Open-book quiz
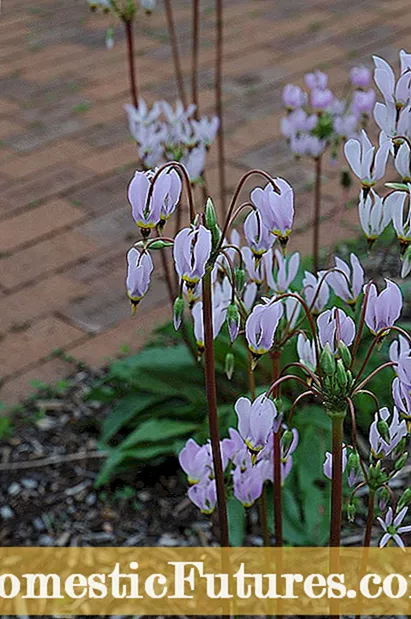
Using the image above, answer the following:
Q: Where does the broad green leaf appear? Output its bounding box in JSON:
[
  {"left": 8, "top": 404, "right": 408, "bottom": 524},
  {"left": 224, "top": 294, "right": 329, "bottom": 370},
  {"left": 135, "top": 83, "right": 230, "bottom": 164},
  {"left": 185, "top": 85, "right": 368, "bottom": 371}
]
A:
[
  {"left": 101, "top": 393, "right": 168, "bottom": 443},
  {"left": 227, "top": 496, "right": 246, "bottom": 546},
  {"left": 119, "top": 419, "right": 198, "bottom": 450}
]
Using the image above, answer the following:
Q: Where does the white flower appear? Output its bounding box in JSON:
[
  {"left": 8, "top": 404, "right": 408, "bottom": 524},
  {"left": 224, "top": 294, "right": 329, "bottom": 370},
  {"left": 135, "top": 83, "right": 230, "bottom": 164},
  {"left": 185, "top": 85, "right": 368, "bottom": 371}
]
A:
[
  {"left": 344, "top": 129, "right": 390, "bottom": 188},
  {"left": 358, "top": 189, "right": 391, "bottom": 241},
  {"left": 385, "top": 188, "right": 411, "bottom": 243},
  {"left": 302, "top": 271, "right": 329, "bottom": 313}
]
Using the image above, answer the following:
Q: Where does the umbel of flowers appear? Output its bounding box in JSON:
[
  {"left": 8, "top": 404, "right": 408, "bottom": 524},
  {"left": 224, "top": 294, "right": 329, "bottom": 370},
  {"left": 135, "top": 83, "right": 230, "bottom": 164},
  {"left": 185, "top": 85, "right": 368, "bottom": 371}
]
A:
[
  {"left": 280, "top": 65, "right": 376, "bottom": 272},
  {"left": 125, "top": 99, "right": 219, "bottom": 183},
  {"left": 125, "top": 154, "right": 411, "bottom": 550},
  {"left": 344, "top": 50, "right": 411, "bottom": 278}
]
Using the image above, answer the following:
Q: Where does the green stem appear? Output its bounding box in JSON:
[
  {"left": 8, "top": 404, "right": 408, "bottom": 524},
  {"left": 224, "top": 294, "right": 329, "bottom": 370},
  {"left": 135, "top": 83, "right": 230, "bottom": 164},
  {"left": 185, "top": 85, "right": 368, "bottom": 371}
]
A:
[{"left": 202, "top": 269, "right": 229, "bottom": 547}]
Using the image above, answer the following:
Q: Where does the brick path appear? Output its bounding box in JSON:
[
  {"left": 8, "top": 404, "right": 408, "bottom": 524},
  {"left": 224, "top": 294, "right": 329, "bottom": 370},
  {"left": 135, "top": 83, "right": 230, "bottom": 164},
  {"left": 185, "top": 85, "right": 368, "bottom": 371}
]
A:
[{"left": 0, "top": 0, "right": 409, "bottom": 406}]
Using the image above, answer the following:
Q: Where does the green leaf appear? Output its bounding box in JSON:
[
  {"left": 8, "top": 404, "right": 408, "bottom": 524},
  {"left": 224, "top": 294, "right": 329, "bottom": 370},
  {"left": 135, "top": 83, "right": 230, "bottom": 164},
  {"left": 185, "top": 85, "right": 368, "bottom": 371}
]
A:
[
  {"left": 119, "top": 419, "right": 198, "bottom": 450},
  {"left": 101, "top": 393, "right": 168, "bottom": 443},
  {"left": 95, "top": 450, "right": 128, "bottom": 487},
  {"left": 227, "top": 496, "right": 246, "bottom": 546}
]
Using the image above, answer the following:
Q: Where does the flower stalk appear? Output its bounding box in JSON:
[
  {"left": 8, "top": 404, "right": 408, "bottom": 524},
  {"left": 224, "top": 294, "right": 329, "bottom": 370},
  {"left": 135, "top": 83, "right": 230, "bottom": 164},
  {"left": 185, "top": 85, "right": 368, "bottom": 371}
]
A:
[
  {"left": 330, "top": 413, "right": 345, "bottom": 547},
  {"left": 313, "top": 155, "right": 322, "bottom": 272},
  {"left": 164, "top": 0, "right": 187, "bottom": 106},
  {"left": 124, "top": 18, "right": 138, "bottom": 108},
  {"left": 271, "top": 350, "right": 283, "bottom": 547},
  {"left": 202, "top": 268, "right": 229, "bottom": 546}
]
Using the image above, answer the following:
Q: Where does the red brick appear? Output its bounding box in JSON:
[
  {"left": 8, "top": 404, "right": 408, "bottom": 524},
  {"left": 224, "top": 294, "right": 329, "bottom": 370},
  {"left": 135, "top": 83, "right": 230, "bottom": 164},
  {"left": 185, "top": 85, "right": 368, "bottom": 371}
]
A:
[
  {"left": 0, "top": 230, "right": 99, "bottom": 289},
  {"left": 0, "top": 316, "right": 85, "bottom": 379},
  {"left": 0, "top": 275, "right": 89, "bottom": 334},
  {"left": 0, "top": 199, "right": 86, "bottom": 253},
  {"left": 0, "top": 358, "right": 75, "bottom": 407},
  {"left": 81, "top": 142, "right": 138, "bottom": 174},
  {"left": 0, "top": 140, "right": 92, "bottom": 179},
  {"left": 68, "top": 304, "right": 170, "bottom": 367}
]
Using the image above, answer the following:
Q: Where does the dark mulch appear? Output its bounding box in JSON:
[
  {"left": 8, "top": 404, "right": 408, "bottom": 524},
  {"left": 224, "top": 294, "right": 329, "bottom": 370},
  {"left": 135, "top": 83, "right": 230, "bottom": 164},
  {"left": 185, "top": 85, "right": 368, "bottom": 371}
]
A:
[{"left": 0, "top": 369, "right": 218, "bottom": 549}]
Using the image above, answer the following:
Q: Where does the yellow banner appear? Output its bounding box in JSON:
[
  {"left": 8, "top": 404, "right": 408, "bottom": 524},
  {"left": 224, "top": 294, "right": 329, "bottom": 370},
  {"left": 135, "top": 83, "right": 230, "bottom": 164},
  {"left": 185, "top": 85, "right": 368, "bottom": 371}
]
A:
[{"left": 0, "top": 547, "right": 411, "bottom": 615}]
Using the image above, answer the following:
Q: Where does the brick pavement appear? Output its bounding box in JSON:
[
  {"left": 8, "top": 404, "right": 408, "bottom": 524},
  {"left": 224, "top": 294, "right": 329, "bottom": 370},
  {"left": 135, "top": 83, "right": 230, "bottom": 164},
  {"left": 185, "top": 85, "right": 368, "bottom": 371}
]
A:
[{"left": 0, "top": 0, "right": 408, "bottom": 406}]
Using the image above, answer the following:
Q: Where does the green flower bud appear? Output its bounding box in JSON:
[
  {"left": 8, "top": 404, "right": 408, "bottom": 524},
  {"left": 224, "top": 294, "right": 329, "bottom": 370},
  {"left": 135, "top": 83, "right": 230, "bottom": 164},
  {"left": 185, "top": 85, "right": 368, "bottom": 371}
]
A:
[
  {"left": 147, "top": 240, "right": 174, "bottom": 250},
  {"left": 377, "top": 419, "right": 390, "bottom": 443},
  {"left": 320, "top": 343, "right": 336, "bottom": 376},
  {"left": 173, "top": 296, "right": 184, "bottom": 331},
  {"left": 338, "top": 341, "right": 352, "bottom": 368},
  {"left": 336, "top": 359, "right": 348, "bottom": 389},
  {"left": 281, "top": 430, "right": 294, "bottom": 455},
  {"left": 398, "top": 487, "right": 411, "bottom": 510},
  {"left": 226, "top": 303, "right": 240, "bottom": 343},
  {"left": 224, "top": 352, "right": 235, "bottom": 380},
  {"left": 235, "top": 267, "right": 246, "bottom": 293},
  {"left": 205, "top": 198, "right": 221, "bottom": 249},
  {"left": 395, "top": 452, "right": 408, "bottom": 472},
  {"left": 205, "top": 198, "right": 217, "bottom": 229},
  {"left": 347, "top": 451, "right": 360, "bottom": 474}
]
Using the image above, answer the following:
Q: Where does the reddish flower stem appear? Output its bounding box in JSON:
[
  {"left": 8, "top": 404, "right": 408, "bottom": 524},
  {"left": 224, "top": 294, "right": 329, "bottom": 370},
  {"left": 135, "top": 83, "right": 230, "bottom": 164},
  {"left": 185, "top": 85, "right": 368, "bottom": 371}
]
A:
[
  {"left": 215, "top": 0, "right": 226, "bottom": 214},
  {"left": 164, "top": 0, "right": 187, "bottom": 106},
  {"left": 192, "top": 0, "right": 200, "bottom": 118},
  {"left": 202, "top": 269, "right": 229, "bottom": 547},
  {"left": 270, "top": 350, "right": 283, "bottom": 548},
  {"left": 124, "top": 19, "right": 138, "bottom": 108},
  {"left": 313, "top": 155, "right": 322, "bottom": 272}
]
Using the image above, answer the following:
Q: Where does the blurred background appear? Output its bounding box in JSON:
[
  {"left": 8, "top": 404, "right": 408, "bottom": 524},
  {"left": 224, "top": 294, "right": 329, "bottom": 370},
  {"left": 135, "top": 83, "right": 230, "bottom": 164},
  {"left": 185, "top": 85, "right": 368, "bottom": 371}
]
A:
[{"left": 1, "top": 0, "right": 405, "bottom": 407}]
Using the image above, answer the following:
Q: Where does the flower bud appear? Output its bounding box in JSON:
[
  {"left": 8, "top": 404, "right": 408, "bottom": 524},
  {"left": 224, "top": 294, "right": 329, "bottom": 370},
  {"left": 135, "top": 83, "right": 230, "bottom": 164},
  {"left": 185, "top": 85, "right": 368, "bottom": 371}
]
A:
[
  {"left": 226, "top": 303, "right": 240, "bottom": 343},
  {"left": 235, "top": 267, "right": 246, "bottom": 293},
  {"left": 378, "top": 486, "right": 390, "bottom": 510},
  {"left": 320, "top": 343, "right": 336, "bottom": 376},
  {"left": 281, "top": 430, "right": 294, "bottom": 456},
  {"left": 205, "top": 198, "right": 220, "bottom": 249},
  {"left": 173, "top": 296, "right": 185, "bottom": 331},
  {"left": 205, "top": 198, "right": 217, "bottom": 229},
  {"left": 225, "top": 352, "right": 235, "bottom": 380},
  {"left": 336, "top": 359, "right": 348, "bottom": 389},
  {"left": 347, "top": 502, "right": 356, "bottom": 523},
  {"left": 145, "top": 240, "right": 174, "bottom": 250},
  {"left": 347, "top": 451, "right": 360, "bottom": 474},
  {"left": 377, "top": 419, "right": 390, "bottom": 443},
  {"left": 338, "top": 341, "right": 352, "bottom": 368},
  {"left": 394, "top": 451, "right": 408, "bottom": 471}
]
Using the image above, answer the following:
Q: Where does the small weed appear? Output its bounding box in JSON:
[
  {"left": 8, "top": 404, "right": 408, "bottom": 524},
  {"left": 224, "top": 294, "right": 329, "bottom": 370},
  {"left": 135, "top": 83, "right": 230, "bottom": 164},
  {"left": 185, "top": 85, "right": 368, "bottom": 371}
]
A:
[{"left": 72, "top": 102, "right": 91, "bottom": 114}]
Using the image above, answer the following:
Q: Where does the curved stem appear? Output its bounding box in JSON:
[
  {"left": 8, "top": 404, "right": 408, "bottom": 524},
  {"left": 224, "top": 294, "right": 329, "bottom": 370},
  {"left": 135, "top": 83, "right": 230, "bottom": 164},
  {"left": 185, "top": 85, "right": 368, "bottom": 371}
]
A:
[
  {"left": 215, "top": 0, "right": 226, "bottom": 214},
  {"left": 353, "top": 362, "right": 396, "bottom": 393},
  {"left": 202, "top": 269, "right": 229, "bottom": 546},
  {"left": 330, "top": 415, "right": 344, "bottom": 547},
  {"left": 218, "top": 170, "right": 279, "bottom": 250},
  {"left": 353, "top": 335, "right": 381, "bottom": 388},
  {"left": 267, "top": 374, "right": 314, "bottom": 399},
  {"left": 313, "top": 156, "right": 322, "bottom": 272},
  {"left": 351, "top": 281, "right": 373, "bottom": 362},
  {"left": 164, "top": 0, "right": 187, "bottom": 106},
  {"left": 124, "top": 18, "right": 138, "bottom": 108},
  {"left": 288, "top": 390, "right": 315, "bottom": 427},
  {"left": 346, "top": 396, "right": 357, "bottom": 451},
  {"left": 145, "top": 161, "right": 196, "bottom": 223}
]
